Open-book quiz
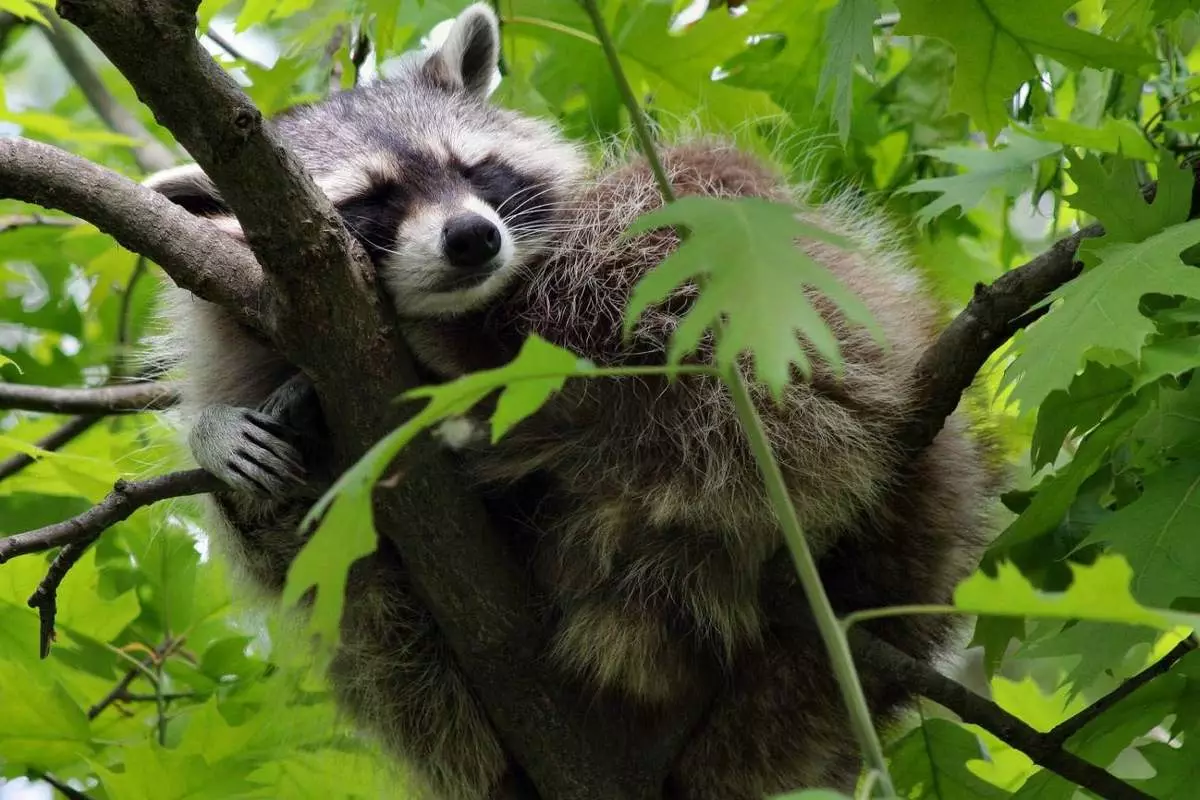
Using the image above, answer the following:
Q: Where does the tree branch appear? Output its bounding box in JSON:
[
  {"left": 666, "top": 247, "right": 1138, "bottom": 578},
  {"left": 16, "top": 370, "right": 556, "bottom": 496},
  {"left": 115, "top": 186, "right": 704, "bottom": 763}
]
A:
[
  {"left": 42, "top": 9, "right": 178, "bottom": 172},
  {"left": 0, "top": 469, "right": 224, "bottom": 564},
  {"left": 897, "top": 224, "right": 1099, "bottom": 455},
  {"left": 0, "top": 137, "right": 265, "bottom": 331},
  {"left": 204, "top": 27, "right": 249, "bottom": 63},
  {"left": 850, "top": 631, "right": 1157, "bottom": 800},
  {"left": 0, "top": 381, "right": 178, "bottom": 414}
]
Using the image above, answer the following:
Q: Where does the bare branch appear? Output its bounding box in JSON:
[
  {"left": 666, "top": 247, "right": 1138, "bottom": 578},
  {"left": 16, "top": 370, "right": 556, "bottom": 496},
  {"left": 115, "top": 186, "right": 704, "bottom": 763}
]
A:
[
  {"left": 29, "top": 772, "right": 94, "bottom": 800},
  {"left": 0, "top": 213, "right": 79, "bottom": 233},
  {"left": 0, "top": 137, "right": 265, "bottom": 330},
  {"left": 29, "top": 539, "right": 94, "bottom": 658},
  {"left": 42, "top": 10, "right": 178, "bottom": 172},
  {"left": 0, "top": 381, "right": 178, "bottom": 414},
  {"left": 0, "top": 415, "right": 102, "bottom": 482},
  {"left": 897, "top": 224, "right": 1100, "bottom": 455},
  {"left": 0, "top": 469, "right": 224, "bottom": 564},
  {"left": 850, "top": 631, "right": 1156, "bottom": 800},
  {"left": 204, "top": 27, "right": 249, "bottom": 63},
  {"left": 88, "top": 636, "right": 182, "bottom": 719}
]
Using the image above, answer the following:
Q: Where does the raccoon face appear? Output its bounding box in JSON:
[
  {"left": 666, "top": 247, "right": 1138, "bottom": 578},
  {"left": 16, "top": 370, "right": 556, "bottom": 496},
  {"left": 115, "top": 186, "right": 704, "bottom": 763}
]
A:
[{"left": 145, "top": 3, "right": 586, "bottom": 319}]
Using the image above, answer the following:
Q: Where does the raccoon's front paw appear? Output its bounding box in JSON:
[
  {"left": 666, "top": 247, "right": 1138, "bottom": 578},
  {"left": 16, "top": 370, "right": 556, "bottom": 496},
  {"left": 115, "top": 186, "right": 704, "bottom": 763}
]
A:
[{"left": 189, "top": 405, "right": 306, "bottom": 497}]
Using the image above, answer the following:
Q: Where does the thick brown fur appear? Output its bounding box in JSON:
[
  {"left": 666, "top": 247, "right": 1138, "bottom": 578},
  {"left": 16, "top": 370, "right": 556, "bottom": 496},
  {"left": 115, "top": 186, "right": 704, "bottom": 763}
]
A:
[
  {"left": 147, "top": 8, "right": 996, "bottom": 794},
  {"left": 408, "top": 143, "right": 995, "bottom": 797}
]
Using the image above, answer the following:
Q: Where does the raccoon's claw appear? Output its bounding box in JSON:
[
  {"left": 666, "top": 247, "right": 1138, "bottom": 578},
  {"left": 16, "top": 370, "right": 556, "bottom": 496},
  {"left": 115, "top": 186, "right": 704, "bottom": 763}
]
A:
[{"left": 189, "top": 405, "right": 307, "bottom": 498}]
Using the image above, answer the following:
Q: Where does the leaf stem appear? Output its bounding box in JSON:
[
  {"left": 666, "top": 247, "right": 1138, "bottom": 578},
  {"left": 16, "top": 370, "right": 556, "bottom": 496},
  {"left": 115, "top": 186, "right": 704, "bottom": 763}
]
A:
[
  {"left": 579, "top": 0, "right": 896, "bottom": 792},
  {"left": 841, "top": 604, "right": 962, "bottom": 630},
  {"left": 723, "top": 367, "right": 895, "bottom": 796},
  {"left": 578, "top": 0, "right": 674, "bottom": 202},
  {"left": 502, "top": 15, "right": 601, "bottom": 47}
]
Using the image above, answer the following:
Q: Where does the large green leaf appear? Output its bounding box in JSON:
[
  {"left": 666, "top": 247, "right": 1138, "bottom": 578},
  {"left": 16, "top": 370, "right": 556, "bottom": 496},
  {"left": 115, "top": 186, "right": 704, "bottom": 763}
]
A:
[
  {"left": 895, "top": 0, "right": 1154, "bottom": 139},
  {"left": 625, "top": 196, "right": 880, "bottom": 397}
]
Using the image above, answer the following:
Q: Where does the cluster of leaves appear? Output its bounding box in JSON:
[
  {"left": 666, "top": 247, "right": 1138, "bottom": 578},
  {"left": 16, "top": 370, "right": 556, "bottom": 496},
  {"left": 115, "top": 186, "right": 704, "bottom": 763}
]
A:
[{"left": 8, "top": 0, "right": 1200, "bottom": 797}]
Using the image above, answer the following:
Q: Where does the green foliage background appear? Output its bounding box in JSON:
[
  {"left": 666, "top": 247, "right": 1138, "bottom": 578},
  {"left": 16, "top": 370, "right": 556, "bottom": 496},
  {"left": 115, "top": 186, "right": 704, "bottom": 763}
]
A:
[{"left": 5, "top": 0, "right": 1200, "bottom": 797}]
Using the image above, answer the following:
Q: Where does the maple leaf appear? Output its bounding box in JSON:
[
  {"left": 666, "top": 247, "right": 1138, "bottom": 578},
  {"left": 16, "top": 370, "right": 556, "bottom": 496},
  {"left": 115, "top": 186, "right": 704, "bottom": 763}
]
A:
[
  {"left": 1003, "top": 219, "right": 1200, "bottom": 412},
  {"left": 955, "top": 555, "right": 1200, "bottom": 632},
  {"left": 895, "top": 0, "right": 1154, "bottom": 140},
  {"left": 898, "top": 131, "right": 1061, "bottom": 223},
  {"left": 1065, "top": 149, "right": 1193, "bottom": 245},
  {"left": 1082, "top": 460, "right": 1200, "bottom": 609},
  {"left": 625, "top": 196, "right": 881, "bottom": 398},
  {"left": 817, "top": 0, "right": 879, "bottom": 140}
]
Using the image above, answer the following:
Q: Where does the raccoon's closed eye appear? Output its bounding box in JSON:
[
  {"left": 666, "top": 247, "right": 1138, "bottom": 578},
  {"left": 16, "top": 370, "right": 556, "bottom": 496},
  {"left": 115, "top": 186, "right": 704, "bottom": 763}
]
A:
[
  {"left": 461, "top": 158, "right": 542, "bottom": 219},
  {"left": 336, "top": 183, "right": 403, "bottom": 259}
]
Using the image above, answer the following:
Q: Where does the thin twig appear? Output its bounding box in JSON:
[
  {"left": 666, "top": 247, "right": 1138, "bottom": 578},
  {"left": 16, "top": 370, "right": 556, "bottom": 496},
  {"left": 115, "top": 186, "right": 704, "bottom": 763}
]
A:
[
  {"left": 0, "top": 415, "right": 102, "bottom": 482},
  {"left": 113, "top": 255, "right": 148, "bottom": 376},
  {"left": 0, "top": 469, "right": 226, "bottom": 564},
  {"left": 41, "top": 10, "right": 177, "bottom": 172},
  {"left": 204, "top": 27, "right": 249, "bottom": 63},
  {"left": 29, "top": 540, "right": 96, "bottom": 658},
  {"left": 29, "top": 771, "right": 94, "bottom": 800},
  {"left": 850, "top": 631, "right": 1156, "bottom": 800},
  {"left": 0, "top": 380, "right": 178, "bottom": 414},
  {"left": 1047, "top": 636, "right": 1198, "bottom": 747},
  {"left": 0, "top": 213, "right": 79, "bottom": 233},
  {"left": 88, "top": 636, "right": 182, "bottom": 719}
]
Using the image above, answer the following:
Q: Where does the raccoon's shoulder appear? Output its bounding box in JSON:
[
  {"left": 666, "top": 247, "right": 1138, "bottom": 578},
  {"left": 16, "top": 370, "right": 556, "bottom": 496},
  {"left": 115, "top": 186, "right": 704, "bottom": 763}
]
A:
[{"left": 508, "top": 140, "right": 938, "bottom": 365}]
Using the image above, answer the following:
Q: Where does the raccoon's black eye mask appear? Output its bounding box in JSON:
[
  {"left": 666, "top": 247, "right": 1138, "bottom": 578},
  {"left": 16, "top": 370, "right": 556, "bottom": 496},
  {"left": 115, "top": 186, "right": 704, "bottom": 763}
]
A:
[{"left": 335, "top": 183, "right": 406, "bottom": 260}]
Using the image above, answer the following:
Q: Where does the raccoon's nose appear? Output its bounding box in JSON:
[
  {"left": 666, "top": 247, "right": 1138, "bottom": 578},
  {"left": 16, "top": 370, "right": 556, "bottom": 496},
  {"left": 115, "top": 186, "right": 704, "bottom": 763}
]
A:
[{"left": 442, "top": 214, "right": 502, "bottom": 269}]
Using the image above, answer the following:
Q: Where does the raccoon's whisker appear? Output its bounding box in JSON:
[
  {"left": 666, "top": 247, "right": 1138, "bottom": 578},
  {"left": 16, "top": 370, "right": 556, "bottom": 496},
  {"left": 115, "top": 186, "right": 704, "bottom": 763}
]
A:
[{"left": 496, "top": 183, "right": 556, "bottom": 215}]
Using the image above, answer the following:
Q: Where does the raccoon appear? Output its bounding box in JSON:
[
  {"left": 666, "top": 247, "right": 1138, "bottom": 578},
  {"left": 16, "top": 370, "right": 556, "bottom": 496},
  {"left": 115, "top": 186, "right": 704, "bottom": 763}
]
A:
[{"left": 144, "top": 4, "right": 996, "bottom": 798}]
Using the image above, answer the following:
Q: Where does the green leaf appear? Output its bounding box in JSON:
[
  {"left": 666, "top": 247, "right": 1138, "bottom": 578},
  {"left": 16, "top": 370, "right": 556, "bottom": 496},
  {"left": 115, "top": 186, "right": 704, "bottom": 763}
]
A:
[
  {"left": 888, "top": 718, "right": 1009, "bottom": 799},
  {"left": 286, "top": 336, "right": 592, "bottom": 644},
  {"left": 955, "top": 555, "right": 1200, "bottom": 631},
  {"left": 488, "top": 337, "right": 582, "bottom": 442},
  {"left": 1003, "top": 219, "right": 1200, "bottom": 412},
  {"left": 0, "top": 661, "right": 93, "bottom": 770},
  {"left": 1030, "top": 363, "right": 1131, "bottom": 470},
  {"left": 0, "top": 0, "right": 50, "bottom": 25},
  {"left": 624, "top": 196, "right": 880, "bottom": 397},
  {"left": 989, "top": 394, "right": 1147, "bottom": 556},
  {"left": 1082, "top": 460, "right": 1200, "bottom": 609},
  {"left": 894, "top": 0, "right": 1154, "bottom": 140},
  {"left": 898, "top": 133, "right": 1062, "bottom": 223},
  {"left": 1134, "top": 739, "right": 1200, "bottom": 798},
  {"left": 1064, "top": 150, "right": 1191, "bottom": 245},
  {"left": 1030, "top": 116, "right": 1157, "bottom": 161},
  {"left": 818, "top": 0, "right": 879, "bottom": 140}
]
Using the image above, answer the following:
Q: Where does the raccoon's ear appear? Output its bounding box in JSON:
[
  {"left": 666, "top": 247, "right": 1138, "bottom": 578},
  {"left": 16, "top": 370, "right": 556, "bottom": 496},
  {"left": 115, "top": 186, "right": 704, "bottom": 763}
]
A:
[
  {"left": 422, "top": 3, "right": 500, "bottom": 98},
  {"left": 143, "top": 164, "right": 245, "bottom": 241},
  {"left": 143, "top": 164, "right": 230, "bottom": 217}
]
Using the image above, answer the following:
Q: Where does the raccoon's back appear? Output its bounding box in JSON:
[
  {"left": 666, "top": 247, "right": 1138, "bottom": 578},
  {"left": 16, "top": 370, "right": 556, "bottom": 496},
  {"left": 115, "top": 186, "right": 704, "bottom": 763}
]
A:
[{"left": 477, "top": 142, "right": 946, "bottom": 545}]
